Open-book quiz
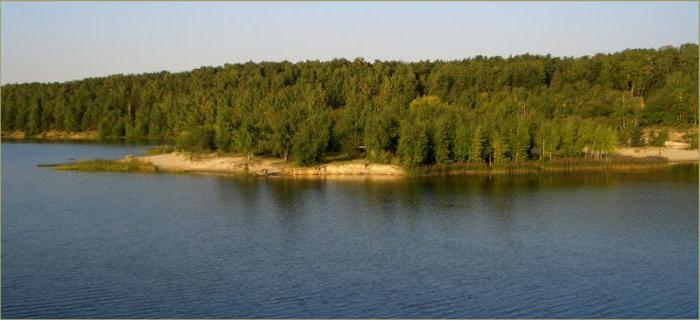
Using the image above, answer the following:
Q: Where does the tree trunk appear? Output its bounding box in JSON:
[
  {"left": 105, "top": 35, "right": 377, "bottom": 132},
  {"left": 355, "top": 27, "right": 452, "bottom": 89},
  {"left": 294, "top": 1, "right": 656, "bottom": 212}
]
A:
[{"left": 541, "top": 138, "right": 545, "bottom": 161}]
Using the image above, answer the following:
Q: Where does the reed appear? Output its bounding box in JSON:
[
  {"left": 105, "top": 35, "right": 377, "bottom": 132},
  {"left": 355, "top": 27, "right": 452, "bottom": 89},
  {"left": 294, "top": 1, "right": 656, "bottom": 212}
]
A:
[{"left": 408, "top": 156, "right": 669, "bottom": 176}]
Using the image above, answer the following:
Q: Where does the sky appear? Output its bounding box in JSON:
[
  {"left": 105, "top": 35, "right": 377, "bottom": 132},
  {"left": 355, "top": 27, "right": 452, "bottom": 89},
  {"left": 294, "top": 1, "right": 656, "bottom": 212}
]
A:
[{"left": 1, "top": 1, "right": 698, "bottom": 84}]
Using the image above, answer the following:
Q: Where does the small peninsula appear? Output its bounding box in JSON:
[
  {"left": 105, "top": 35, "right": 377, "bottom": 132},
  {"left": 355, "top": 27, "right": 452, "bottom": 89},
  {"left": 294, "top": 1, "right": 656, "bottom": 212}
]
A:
[{"left": 45, "top": 143, "right": 697, "bottom": 178}]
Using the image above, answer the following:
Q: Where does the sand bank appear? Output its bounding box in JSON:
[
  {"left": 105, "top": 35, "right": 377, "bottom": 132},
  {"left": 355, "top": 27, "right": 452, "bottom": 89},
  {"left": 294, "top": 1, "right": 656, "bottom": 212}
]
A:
[
  {"left": 616, "top": 147, "right": 698, "bottom": 162},
  {"left": 138, "top": 152, "right": 405, "bottom": 176}
]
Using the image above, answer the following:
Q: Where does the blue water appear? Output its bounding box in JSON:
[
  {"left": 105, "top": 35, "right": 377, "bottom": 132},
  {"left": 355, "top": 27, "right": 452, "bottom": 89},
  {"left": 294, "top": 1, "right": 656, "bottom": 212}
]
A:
[{"left": 2, "top": 142, "right": 698, "bottom": 318}]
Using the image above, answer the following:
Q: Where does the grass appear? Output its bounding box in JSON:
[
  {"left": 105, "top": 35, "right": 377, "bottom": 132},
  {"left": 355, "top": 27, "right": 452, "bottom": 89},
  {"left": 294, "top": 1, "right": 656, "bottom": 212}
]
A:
[
  {"left": 39, "top": 153, "right": 676, "bottom": 177},
  {"left": 145, "top": 145, "right": 176, "bottom": 156},
  {"left": 408, "top": 156, "right": 670, "bottom": 176},
  {"left": 50, "top": 159, "right": 158, "bottom": 173}
]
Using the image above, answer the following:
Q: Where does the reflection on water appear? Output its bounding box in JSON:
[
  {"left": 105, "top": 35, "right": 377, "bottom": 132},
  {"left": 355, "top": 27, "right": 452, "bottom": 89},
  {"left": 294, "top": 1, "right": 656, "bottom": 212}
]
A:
[{"left": 2, "top": 143, "right": 698, "bottom": 318}]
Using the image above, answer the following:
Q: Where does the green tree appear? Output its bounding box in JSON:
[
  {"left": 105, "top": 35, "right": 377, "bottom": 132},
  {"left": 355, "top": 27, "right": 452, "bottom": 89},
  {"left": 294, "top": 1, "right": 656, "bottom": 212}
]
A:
[
  {"left": 453, "top": 122, "right": 471, "bottom": 161},
  {"left": 176, "top": 126, "right": 216, "bottom": 152},
  {"left": 488, "top": 130, "right": 505, "bottom": 166},
  {"left": 559, "top": 117, "right": 579, "bottom": 156},
  {"left": 398, "top": 119, "right": 429, "bottom": 169},
  {"left": 1, "top": 44, "right": 697, "bottom": 169},
  {"left": 533, "top": 120, "right": 559, "bottom": 160},
  {"left": 510, "top": 118, "right": 530, "bottom": 161},
  {"left": 292, "top": 112, "right": 331, "bottom": 165},
  {"left": 469, "top": 125, "right": 484, "bottom": 163},
  {"left": 433, "top": 115, "right": 454, "bottom": 164},
  {"left": 645, "top": 72, "right": 698, "bottom": 126},
  {"left": 651, "top": 128, "right": 669, "bottom": 147}
]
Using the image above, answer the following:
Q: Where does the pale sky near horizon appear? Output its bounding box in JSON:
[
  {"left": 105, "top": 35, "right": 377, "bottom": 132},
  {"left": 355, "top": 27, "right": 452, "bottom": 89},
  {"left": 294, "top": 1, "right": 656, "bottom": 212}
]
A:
[{"left": 1, "top": 1, "right": 698, "bottom": 84}]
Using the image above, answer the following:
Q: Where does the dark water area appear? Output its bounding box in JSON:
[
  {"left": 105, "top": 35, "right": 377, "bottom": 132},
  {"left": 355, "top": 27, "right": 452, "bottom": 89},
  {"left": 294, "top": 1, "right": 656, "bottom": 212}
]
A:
[{"left": 2, "top": 142, "right": 698, "bottom": 318}]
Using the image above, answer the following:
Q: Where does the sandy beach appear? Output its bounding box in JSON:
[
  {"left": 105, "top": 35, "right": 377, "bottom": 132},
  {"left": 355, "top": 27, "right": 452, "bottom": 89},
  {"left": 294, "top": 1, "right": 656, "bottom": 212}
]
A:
[
  {"left": 132, "top": 146, "right": 698, "bottom": 178},
  {"left": 138, "top": 152, "right": 405, "bottom": 176},
  {"left": 617, "top": 146, "right": 698, "bottom": 162}
]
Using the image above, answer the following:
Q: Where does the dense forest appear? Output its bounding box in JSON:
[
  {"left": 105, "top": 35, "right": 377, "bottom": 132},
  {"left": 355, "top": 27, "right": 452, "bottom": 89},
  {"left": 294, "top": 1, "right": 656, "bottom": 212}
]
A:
[{"left": 1, "top": 44, "right": 697, "bottom": 167}]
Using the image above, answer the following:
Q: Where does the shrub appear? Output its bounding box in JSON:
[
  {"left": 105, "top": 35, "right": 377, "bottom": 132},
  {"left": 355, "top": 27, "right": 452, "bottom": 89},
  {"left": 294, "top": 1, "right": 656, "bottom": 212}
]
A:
[
  {"left": 651, "top": 128, "right": 669, "bottom": 147},
  {"left": 176, "top": 127, "right": 216, "bottom": 152}
]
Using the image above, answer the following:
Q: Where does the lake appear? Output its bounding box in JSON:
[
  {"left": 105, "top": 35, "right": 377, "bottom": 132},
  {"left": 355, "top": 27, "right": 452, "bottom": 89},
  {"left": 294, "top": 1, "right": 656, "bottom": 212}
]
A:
[{"left": 1, "top": 142, "right": 697, "bottom": 318}]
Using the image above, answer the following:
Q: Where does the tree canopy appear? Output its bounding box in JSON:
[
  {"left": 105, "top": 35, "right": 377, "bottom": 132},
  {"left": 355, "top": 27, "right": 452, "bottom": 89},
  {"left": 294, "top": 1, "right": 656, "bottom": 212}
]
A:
[{"left": 2, "top": 44, "right": 697, "bottom": 166}]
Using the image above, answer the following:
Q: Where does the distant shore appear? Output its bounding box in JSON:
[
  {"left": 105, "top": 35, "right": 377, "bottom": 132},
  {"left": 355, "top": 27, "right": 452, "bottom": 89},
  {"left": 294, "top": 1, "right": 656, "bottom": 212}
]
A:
[
  {"left": 44, "top": 149, "right": 697, "bottom": 178},
  {"left": 2, "top": 130, "right": 99, "bottom": 141},
  {"left": 10, "top": 130, "right": 697, "bottom": 177},
  {"left": 49, "top": 152, "right": 404, "bottom": 177}
]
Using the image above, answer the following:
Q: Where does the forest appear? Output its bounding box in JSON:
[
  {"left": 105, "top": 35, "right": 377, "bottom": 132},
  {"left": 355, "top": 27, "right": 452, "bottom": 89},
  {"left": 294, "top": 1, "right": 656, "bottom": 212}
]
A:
[{"left": 1, "top": 44, "right": 697, "bottom": 167}]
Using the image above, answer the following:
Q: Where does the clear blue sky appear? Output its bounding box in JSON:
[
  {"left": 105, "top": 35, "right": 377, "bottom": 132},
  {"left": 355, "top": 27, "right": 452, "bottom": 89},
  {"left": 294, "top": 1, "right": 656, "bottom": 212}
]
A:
[{"left": 2, "top": 1, "right": 697, "bottom": 84}]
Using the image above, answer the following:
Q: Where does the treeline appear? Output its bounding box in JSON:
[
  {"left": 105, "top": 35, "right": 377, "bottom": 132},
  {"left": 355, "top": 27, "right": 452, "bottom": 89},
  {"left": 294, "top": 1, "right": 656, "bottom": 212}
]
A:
[{"left": 1, "top": 44, "right": 697, "bottom": 166}]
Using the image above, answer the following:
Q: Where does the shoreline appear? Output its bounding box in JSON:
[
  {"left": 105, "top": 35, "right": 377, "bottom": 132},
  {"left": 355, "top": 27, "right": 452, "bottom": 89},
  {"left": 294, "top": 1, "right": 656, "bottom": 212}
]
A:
[
  {"left": 45, "top": 150, "right": 698, "bottom": 178},
  {"left": 2, "top": 130, "right": 99, "bottom": 141},
  {"left": 616, "top": 146, "right": 698, "bottom": 162},
  {"left": 138, "top": 152, "right": 405, "bottom": 177},
  {"left": 13, "top": 131, "right": 697, "bottom": 178}
]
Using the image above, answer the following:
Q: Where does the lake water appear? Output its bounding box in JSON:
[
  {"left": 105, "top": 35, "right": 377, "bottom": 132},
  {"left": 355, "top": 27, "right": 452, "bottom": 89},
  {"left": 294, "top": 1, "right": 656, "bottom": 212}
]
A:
[{"left": 2, "top": 142, "right": 698, "bottom": 318}]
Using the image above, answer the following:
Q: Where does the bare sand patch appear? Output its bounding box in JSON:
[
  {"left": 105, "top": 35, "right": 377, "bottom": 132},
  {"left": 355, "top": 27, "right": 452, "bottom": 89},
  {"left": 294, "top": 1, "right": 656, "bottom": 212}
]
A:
[
  {"left": 617, "top": 147, "right": 698, "bottom": 162},
  {"left": 1, "top": 131, "right": 26, "bottom": 139},
  {"left": 138, "top": 152, "right": 405, "bottom": 177}
]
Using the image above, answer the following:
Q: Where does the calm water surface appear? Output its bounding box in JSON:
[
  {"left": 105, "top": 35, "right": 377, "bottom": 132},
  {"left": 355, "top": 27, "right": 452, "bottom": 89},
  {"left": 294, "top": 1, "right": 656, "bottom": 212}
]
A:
[{"left": 2, "top": 142, "right": 698, "bottom": 318}]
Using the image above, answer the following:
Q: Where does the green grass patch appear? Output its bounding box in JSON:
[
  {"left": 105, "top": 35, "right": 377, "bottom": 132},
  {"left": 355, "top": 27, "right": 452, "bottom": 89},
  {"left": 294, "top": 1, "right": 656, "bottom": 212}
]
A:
[
  {"left": 51, "top": 159, "right": 157, "bottom": 173},
  {"left": 145, "top": 145, "right": 176, "bottom": 155},
  {"left": 408, "top": 156, "right": 669, "bottom": 176}
]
